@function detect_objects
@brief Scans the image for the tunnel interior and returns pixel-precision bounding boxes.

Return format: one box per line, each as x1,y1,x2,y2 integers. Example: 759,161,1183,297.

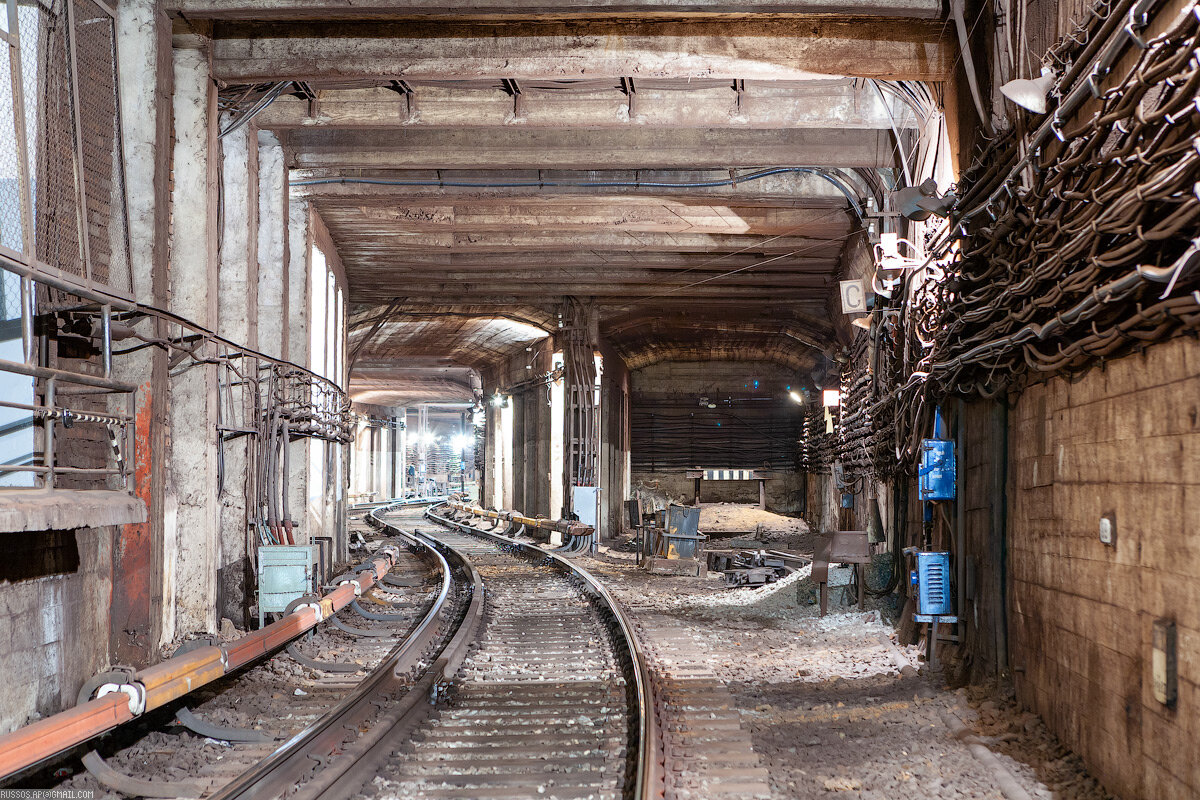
0,0,1196,797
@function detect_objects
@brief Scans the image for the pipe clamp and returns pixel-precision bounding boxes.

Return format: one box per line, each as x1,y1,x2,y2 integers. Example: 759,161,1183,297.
96,681,147,716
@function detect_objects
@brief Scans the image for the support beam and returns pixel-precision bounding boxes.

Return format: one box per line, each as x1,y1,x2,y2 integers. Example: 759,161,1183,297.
291,169,854,204
173,0,942,19
254,80,920,130
257,131,289,359
169,36,220,637
316,229,846,253
216,113,259,627
315,203,851,234
210,19,951,82
285,127,895,170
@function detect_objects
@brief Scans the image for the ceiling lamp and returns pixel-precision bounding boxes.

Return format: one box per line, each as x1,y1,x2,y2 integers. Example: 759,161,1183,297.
893,178,957,221
893,178,939,221
915,191,957,218
1000,67,1056,114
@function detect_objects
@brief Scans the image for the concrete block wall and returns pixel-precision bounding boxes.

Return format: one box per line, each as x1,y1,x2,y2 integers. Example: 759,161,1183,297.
1007,334,1200,798
0,528,113,733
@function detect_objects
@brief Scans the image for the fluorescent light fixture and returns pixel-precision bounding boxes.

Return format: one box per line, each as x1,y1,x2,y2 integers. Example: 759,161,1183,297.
788,390,803,404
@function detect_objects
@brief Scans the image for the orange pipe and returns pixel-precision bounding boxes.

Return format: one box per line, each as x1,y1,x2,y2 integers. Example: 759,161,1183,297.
141,646,226,712
0,694,131,778
0,551,398,779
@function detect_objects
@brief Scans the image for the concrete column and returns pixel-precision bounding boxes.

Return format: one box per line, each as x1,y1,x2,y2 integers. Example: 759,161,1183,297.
256,131,288,360
284,195,311,542
215,116,258,624
393,412,407,498
168,35,220,637
105,0,171,666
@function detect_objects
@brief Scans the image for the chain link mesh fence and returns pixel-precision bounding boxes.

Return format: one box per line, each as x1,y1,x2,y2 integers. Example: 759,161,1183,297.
0,43,26,255
72,0,130,293
1,0,131,297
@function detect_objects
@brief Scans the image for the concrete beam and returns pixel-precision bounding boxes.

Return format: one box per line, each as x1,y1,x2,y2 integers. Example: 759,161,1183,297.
285,126,895,170
173,0,942,20
210,19,951,82
256,80,919,130
257,131,289,359
334,251,839,270
169,38,220,638
291,169,855,204
316,202,850,235
316,228,846,253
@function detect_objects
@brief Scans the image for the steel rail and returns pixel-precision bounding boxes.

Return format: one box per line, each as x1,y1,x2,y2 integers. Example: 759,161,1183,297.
0,546,404,780
209,503,485,800
429,498,665,800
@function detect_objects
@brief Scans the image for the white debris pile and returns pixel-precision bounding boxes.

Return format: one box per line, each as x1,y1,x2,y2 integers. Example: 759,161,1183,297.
672,564,817,619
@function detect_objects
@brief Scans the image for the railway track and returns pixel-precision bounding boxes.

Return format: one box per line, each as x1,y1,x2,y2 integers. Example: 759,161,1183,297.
222,500,659,800
19,498,659,800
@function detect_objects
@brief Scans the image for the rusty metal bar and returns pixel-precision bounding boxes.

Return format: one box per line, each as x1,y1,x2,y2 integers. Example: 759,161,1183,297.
0,548,401,780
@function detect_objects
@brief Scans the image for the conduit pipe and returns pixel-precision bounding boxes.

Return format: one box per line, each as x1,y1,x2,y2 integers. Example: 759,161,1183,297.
447,500,594,541
0,547,401,780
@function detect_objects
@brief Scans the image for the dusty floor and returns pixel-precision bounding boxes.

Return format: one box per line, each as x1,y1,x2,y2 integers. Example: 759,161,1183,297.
583,541,1112,800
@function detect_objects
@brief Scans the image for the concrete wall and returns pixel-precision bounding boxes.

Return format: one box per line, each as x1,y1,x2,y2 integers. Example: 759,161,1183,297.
0,529,113,733
1007,335,1199,798
633,470,804,518
481,343,555,518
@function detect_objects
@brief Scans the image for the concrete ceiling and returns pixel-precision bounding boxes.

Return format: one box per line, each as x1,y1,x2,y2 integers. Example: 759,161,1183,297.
195,8,937,405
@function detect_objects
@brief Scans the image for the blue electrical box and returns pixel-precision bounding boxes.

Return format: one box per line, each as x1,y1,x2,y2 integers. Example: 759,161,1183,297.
918,439,956,501
911,551,953,618
257,544,317,627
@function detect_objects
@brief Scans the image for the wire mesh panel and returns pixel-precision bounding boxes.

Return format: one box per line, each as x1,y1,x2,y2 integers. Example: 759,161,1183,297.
71,0,130,294
1,0,131,298
0,41,26,255
24,0,85,281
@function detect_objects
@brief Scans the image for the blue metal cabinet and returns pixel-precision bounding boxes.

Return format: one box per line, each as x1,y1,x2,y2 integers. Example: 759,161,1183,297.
912,551,953,617
257,544,317,627
918,439,956,501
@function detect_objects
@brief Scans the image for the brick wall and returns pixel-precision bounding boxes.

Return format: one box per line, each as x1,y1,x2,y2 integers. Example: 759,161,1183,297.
1007,335,1199,798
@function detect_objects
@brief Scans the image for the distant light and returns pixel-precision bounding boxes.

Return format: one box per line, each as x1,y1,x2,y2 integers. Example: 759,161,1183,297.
419,430,438,446
822,389,841,407
788,390,803,404
451,434,473,451
491,393,506,408
753,380,759,389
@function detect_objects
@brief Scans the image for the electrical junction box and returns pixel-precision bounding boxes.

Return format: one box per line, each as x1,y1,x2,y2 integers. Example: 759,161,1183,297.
1152,618,1177,707
919,439,956,501
911,551,955,621
257,544,317,627
1099,514,1117,546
